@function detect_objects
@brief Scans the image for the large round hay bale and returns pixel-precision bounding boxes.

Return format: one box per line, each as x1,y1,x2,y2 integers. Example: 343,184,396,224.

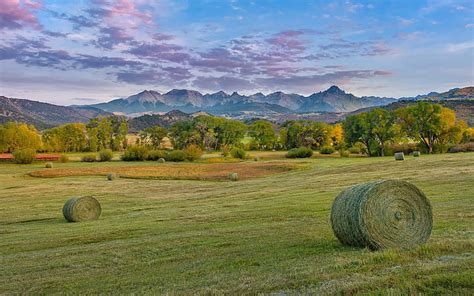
107,173,118,181
45,162,53,168
394,152,405,160
330,180,432,250
63,196,101,222
228,172,239,181
413,151,421,157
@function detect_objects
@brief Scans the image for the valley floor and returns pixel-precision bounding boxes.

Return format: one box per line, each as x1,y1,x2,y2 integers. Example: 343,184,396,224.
0,153,473,294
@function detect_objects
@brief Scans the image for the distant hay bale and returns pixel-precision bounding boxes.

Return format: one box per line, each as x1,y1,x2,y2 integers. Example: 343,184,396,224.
330,180,432,250
158,158,166,163
63,196,101,222
45,162,53,168
228,172,239,181
253,156,259,161
394,152,405,160
413,151,421,157
107,173,118,181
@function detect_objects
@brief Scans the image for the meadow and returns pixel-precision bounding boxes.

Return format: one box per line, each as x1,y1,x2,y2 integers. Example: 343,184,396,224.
0,152,473,294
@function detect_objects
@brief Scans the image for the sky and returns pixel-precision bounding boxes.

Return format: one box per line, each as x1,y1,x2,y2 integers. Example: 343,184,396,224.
0,0,473,105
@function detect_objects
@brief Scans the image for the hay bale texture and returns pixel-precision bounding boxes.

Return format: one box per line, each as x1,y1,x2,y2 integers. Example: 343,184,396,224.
63,196,101,222
158,158,166,163
107,173,118,181
394,152,405,160
45,162,53,168
228,172,239,181
330,180,432,250
413,151,421,157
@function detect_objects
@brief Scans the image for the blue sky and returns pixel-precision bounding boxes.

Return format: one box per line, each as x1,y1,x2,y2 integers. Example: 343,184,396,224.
0,0,473,104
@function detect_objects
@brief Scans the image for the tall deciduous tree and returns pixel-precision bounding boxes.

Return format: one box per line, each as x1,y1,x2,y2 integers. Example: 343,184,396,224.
249,120,276,149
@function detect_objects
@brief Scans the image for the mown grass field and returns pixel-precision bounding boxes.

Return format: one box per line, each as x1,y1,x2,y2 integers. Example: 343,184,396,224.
0,153,473,294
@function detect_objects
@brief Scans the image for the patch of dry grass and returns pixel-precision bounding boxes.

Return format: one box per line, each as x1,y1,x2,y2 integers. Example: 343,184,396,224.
29,162,301,181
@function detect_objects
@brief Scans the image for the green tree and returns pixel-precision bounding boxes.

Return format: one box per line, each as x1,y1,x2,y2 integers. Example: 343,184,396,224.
343,113,375,156
139,126,167,149
367,108,398,156
0,122,42,153
249,120,276,150
396,102,464,153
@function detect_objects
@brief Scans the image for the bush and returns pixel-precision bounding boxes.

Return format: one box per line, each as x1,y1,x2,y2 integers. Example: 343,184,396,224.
12,149,36,164
121,146,148,161
320,146,335,155
448,143,474,153
230,147,246,159
286,147,313,158
339,150,350,157
221,145,230,157
147,150,167,161
348,146,361,154
81,154,97,162
184,144,203,161
166,150,186,162
99,149,113,162
59,154,69,163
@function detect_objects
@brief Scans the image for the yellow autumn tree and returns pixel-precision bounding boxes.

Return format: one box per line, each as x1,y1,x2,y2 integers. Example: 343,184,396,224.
330,123,344,148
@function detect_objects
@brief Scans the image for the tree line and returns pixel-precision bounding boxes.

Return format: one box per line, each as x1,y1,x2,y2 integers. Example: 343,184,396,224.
0,102,472,155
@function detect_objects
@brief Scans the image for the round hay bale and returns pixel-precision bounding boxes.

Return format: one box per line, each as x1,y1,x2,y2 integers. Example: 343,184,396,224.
63,196,101,222
330,180,432,250
253,156,259,162
413,151,421,157
45,162,53,168
158,158,166,163
228,172,239,181
107,173,118,181
394,152,405,160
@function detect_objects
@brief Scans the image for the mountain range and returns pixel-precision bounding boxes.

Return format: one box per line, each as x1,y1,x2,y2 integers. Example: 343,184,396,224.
89,86,398,115
1,86,472,129
0,96,111,129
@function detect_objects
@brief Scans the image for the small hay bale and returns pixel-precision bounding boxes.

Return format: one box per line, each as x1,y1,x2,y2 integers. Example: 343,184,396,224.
394,152,404,160
253,157,259,162
107,173,118,181
63,196,101,222
330,179,432,250
45,162,53,168
413,151,421,157
228,172,239,181
158,158,166,163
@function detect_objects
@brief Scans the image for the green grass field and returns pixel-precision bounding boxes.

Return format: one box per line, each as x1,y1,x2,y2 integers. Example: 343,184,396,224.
0,153,473,294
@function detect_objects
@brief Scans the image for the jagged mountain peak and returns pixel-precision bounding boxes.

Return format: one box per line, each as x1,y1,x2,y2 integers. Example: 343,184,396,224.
165,89,203,96
324,85,345,95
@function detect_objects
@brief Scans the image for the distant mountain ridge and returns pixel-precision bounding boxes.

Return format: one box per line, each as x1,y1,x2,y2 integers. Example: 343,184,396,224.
0,96,112,129
88,85,398,115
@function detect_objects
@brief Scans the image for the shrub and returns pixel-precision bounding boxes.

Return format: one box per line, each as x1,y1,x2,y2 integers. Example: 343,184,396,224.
348,147,361,154
121,146,148,161
147,150,167,161
81,154,97,162
166,150,186,162
230,147,246,159
184,144,203,161
99,149,113,162
286,147,313,158
339,150,350,158
59,154,69,163
12,149,36,164
221,145,231,157
320,146,335,155
448,143,474,153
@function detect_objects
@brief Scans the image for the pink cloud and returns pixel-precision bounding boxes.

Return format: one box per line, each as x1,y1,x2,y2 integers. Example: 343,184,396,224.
0,0,42,29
